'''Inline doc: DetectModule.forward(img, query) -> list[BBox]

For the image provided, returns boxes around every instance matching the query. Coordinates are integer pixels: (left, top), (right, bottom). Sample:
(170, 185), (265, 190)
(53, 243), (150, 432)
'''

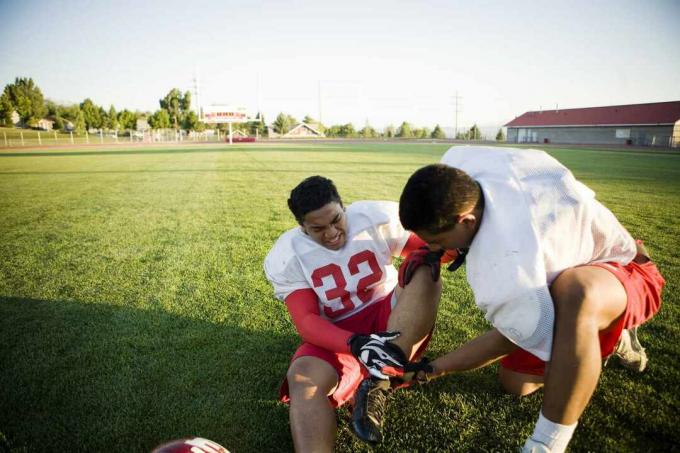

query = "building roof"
(504, 101), (680, 128)
(284, 123), (324, 137)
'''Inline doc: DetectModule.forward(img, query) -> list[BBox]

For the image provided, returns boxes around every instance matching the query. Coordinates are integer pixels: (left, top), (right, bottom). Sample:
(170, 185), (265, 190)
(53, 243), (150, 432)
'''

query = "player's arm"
(426, 328), (517, 379)
(285, 288), (353, 353)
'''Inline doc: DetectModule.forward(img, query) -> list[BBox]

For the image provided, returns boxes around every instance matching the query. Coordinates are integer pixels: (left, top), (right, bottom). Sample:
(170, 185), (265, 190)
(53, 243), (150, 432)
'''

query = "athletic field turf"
(1, 142), (678, 452)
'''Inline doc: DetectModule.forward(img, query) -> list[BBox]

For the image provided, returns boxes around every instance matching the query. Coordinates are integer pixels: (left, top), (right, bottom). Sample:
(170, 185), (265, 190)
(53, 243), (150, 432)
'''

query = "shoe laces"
(366, 381), (388, 425)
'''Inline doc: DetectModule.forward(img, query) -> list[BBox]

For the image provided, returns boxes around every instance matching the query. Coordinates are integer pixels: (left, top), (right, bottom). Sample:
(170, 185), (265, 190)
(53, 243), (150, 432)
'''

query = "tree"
(360, 125), (377, 138)
(108, 106), (119, 131)
(0, 94), (13, 126)
(117, 109), (137, 130)
(431, 124), (446, 139)
(1, 77), (47, 125)
(383, 125), (395, 138)
(80, 98), (103, 130)
(73, 110), (86, 135)
(53, 116), (65, 131)
(469, 124), (482, 140)
(397, 121), (413, 138)
(180, 91), (191, 114)
(182, 110), (202, 131)
(340, 123), (356, 138)
(247, 112), (267, 137)
(60, 104), (81, 122)
(325, 125), (341, 137)
(496, 128), (505, 141)
(415, 127), (431, 139)
(273, 112), (297, 134)
(148, 109), (171, 129)
(45, 100), (60, 117)
(159, 88), (190, 130)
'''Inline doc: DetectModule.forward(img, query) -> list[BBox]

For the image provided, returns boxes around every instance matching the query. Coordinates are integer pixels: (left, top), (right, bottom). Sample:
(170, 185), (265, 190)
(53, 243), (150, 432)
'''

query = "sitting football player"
(264, 175), (450, 452)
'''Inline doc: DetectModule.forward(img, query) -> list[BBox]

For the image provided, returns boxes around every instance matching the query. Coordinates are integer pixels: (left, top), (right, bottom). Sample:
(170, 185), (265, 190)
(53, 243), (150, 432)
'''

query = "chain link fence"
(0, 128), (236, 148)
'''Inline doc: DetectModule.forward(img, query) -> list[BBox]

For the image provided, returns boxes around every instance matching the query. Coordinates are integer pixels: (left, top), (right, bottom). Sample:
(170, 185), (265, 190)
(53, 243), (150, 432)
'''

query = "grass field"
(1, 142), (678, 452)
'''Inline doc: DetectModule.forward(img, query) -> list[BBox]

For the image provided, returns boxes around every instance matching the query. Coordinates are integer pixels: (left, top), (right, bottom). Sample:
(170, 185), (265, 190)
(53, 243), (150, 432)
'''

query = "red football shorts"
(500, 256), (665, 376)
(279, 291), (431, 408)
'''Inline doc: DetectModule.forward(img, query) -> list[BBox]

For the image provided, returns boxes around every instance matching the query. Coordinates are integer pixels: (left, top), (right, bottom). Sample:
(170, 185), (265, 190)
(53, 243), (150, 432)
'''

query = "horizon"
(1, 0), (679, 133)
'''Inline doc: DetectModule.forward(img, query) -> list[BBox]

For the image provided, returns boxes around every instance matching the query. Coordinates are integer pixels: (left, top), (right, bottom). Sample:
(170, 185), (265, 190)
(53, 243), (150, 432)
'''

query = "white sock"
(529, 411), (577, 453)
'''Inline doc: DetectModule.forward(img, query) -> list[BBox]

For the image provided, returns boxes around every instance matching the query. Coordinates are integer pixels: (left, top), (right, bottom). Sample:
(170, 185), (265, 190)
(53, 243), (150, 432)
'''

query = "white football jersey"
(264, 201), (410, 322)
(441, 146), (636, 360)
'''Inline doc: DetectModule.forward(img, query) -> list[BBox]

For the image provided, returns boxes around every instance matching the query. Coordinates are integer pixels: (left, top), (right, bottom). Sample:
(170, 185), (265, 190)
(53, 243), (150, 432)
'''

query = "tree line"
(270, 113), (448, 139)
(1, 77), (504, 140)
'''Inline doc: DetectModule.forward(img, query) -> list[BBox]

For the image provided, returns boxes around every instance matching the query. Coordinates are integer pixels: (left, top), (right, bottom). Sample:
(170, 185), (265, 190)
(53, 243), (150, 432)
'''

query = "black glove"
(398, 247), (444, 287)
(348, 331), (406, 380)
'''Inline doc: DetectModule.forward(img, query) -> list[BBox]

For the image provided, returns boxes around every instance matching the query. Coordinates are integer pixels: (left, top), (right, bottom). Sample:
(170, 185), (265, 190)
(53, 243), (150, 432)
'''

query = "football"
(151, 437), (230, 453)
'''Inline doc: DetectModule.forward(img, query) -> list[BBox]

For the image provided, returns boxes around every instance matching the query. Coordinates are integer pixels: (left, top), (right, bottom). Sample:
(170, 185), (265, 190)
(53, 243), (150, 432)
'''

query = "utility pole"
(452, 91), (462, 138)
(318, 80), (323, 125)
(192, 69), (201, 119)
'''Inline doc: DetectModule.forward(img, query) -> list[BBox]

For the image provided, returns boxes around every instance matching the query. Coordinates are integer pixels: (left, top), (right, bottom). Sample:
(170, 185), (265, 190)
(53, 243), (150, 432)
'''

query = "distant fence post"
(3, 131), (7, 146)
(85, 131), (89, 144)
(70, 131), (74, 144)
(38, 131), (41, 145)
(54, 131), (58, 143)
(100, 130), (103, 144)
(20, 132), (24, 146)
(130, 130), (133, 142)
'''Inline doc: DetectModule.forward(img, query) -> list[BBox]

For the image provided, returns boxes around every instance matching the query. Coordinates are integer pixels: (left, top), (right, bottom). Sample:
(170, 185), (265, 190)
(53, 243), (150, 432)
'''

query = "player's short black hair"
(288, 175), (343, 224)
(399, 164), (482, 233)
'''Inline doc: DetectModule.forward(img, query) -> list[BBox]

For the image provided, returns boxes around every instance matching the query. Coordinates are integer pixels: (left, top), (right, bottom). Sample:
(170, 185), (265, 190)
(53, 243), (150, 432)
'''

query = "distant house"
(136, 118), (150, 132)
(36, 118), (55, 131)
(283, 123), (325, 138)
(504, 101), (680, 147)
(268, 123), (325, 138)
(230, 129), (248, 138)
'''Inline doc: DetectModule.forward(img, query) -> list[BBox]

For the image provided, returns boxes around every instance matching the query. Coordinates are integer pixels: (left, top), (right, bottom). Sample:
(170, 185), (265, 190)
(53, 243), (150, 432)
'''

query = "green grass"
(0, 143), (678, 452)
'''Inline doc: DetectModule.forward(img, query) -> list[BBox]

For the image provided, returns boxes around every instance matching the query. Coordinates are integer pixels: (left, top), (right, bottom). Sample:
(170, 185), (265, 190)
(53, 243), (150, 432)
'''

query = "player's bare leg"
(499, 367), (544, 397)
(524, 265), (627, 452)
(544, 266), (627, 423)
(286, 356), (339, 453)
(388, 265), (442, 358)
(351, 266), (442, 445)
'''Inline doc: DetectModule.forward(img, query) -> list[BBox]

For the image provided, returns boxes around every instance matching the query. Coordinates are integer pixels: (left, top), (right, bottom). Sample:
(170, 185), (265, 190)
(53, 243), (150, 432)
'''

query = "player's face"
(415, 214), (478, 251)
(301, 202), (348, 250)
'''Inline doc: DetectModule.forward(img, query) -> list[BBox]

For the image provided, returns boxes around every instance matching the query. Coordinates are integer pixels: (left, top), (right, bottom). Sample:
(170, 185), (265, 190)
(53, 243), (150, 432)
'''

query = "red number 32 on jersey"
(310, 250), (384, 319)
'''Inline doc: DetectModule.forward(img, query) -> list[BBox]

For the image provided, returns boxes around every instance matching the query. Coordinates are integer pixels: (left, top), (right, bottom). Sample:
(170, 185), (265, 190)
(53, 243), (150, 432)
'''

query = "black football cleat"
(350, 377), (390, 445)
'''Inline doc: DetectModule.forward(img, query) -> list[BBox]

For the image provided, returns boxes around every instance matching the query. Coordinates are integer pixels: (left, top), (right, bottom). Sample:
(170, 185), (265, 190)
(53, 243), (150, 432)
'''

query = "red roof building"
(504, 101), (680, 147)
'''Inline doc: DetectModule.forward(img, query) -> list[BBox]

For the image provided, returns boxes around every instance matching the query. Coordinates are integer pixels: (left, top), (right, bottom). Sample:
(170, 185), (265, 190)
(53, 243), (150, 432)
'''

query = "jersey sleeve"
(285, 289), (353, 352)
(264, 231), (310, 301)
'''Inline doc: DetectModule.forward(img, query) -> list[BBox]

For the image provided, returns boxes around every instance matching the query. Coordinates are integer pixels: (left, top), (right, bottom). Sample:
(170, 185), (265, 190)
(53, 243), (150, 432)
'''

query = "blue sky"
(1, 0), (679, 133)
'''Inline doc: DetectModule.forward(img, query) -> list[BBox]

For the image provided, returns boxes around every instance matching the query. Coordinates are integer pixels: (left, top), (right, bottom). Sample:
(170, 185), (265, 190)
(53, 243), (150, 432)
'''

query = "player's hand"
(398, 247), (444, 288)
(401, 358), (435, 383)
(348, 331), (406, 380)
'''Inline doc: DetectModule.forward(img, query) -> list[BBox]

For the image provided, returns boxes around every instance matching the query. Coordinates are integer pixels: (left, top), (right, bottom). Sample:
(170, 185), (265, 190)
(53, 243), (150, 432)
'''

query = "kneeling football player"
(264, 175), (447, 452)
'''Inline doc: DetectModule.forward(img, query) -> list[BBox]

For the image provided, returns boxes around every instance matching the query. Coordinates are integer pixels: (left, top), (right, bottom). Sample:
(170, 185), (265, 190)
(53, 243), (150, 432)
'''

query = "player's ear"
(459, 213), (477, 228)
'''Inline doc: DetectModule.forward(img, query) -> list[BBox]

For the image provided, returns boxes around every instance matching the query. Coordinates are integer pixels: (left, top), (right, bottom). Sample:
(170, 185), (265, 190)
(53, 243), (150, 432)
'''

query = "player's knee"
(287, 358), (336, 399)
(499, 368), (543, 397)
(550, 269), (600, 321)
(501, 380), (543, 397)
